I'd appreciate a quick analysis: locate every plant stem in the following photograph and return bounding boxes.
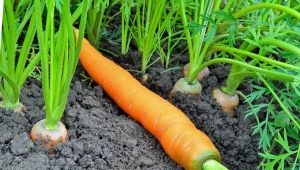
[260,38,300,57]
[196,58,295,82]
[178,0,193,62]
[202,159,228,170]
[258,75,300,130]
[234,3,300,20]
[4,0,17,78]
[221,65,245,96]
[224,0,234,12]
[34,0,89,130]
[121,0,132,54]
[275,4,300,23]
[210,45,300,71]
[0,69,20,106]
[0,0,3,46]
[44,118,58,130]
[0,1,38,109]
[181,0,216,84]
[220,41,263,95]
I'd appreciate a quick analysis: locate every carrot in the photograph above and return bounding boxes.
[30,119,68,149]
[212,88,239,116]
[75,30,224,170]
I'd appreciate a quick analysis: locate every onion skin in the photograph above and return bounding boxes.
[212,88,239,116]
[183,64,210,81]
[30,119,68,149]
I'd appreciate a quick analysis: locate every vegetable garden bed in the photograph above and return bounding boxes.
[0,61,258,170]
[1,0,299,169]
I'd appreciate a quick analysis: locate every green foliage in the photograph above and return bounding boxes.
[220,4,300,167]
[120,0,133,54]
[178,0,222,84]
[245,77,300,170]
[212,2,300,96]
[86,0,118,48]
[33,0,89,130]
[0,0,39,109]
[125,0,173,74]
[157,0,183,69]
[205,2,300,168]
[1,1,300,169]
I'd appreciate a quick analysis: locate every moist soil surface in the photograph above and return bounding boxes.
[0,47,259,169]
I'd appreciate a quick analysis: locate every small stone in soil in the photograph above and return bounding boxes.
[196,102,212,114]
[10,132,33,155]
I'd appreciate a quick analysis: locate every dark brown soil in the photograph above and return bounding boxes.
[0,56,259,170]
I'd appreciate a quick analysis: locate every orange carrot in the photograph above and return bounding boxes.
[75,30,221,170]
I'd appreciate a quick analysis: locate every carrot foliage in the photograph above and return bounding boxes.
[128,0,175,74]
[77,0,118,49]
[177,0,222,84]
[212,2,300,95]
[171,1,300,95]
[0,0,39,109]
[33,0,89,130]
[226,1,300,169]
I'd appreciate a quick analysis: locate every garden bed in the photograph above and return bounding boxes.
[0,55,259,169]
[1,1,300,169]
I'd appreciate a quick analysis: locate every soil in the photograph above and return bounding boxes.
[0,55,259,170]
[1,10,259,168]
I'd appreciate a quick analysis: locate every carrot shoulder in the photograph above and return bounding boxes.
[77,32,221,170]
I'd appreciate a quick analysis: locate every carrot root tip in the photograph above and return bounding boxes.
[183,64,210,81]
[170,78,202,97]
[212,88,239,116]
[30,119,68,149]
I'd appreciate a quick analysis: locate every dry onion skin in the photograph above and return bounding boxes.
[30,119,68,149]
[212,88,239,116]
[183,64,210,81]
